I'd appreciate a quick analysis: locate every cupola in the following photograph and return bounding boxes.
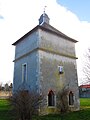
[39,11,50,25]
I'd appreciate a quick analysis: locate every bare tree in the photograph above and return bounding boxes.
[83,48,90,84]
[0,83,2,91]
[57,87,69,113]
[9,90,43,120]
[4,83,9,91]
[9,83,13,88]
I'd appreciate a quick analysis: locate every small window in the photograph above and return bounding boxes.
[69,91,74,105]
[48,90,55,106]
[58,66,64,74]
[22,63,27,82]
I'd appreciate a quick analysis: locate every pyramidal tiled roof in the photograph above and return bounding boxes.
[41,22,77,42]
[41,22,68,36]
[12,22,78,45]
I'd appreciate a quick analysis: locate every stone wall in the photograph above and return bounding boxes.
[38,29,79,112]
[39,29,76,58]
[15,30,39,60]
[38,50,79,111]
[13,50,39,91]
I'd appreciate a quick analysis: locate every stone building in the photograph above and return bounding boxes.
[12,12,80,114]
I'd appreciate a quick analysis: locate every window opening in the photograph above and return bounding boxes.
[69,91,74,105]
[48,90,55,106]
[22,63,27,82]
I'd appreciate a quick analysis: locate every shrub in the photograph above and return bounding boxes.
[57,88,69,113]
[9,90,43,120]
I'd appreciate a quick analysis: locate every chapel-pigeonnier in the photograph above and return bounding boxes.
[12,11,80,114]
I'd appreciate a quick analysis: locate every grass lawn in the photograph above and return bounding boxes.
[0,99,13,120]
[0,98,90,120]
[80,98,90,108]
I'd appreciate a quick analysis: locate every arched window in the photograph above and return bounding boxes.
[48,90,55,106]
[69,91,74,105]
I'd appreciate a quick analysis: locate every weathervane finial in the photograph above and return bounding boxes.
[44,6,47,14]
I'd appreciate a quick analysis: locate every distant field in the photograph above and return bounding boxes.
[0,98,90,120]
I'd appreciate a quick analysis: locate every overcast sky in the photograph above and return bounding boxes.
[0,0,90,85]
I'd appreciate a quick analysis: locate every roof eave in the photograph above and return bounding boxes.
[12,25,40,46]
[40,26,78,43]
[12,24,78,46]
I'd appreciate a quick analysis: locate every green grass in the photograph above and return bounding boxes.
[0,98,90,120]
[34,109,90,120]
[0,99,14,120]
[80,98,90,108]
[34,98,90,120]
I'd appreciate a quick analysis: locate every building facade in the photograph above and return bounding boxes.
[79,84,90,98]
[13,12,80,114]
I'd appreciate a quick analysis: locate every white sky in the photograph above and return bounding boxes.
[0,0,90,85]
